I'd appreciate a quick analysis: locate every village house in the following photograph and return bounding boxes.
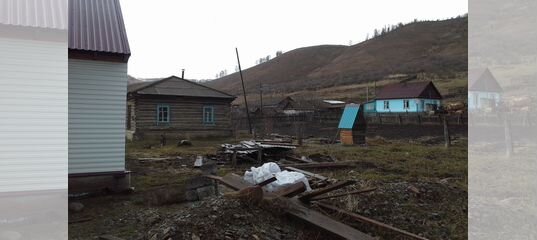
[68,0,131,193]
[468,68,503,111]
[127,76,236,139]
[364,81,443,113]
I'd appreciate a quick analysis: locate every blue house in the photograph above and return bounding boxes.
[468,68,502,111]
[370,81,443,113]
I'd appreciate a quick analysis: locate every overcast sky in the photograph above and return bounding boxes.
[119,0,467,80]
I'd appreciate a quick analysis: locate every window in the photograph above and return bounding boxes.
[383,101,390,110]
[203,106,214,124]
[403,100,410,109]
[156,104,170,123]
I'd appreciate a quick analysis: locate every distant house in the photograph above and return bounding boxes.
[127,76,236,138]
[369,81,443,113]
[68,0,131,193]
[251,96,314,116]
[468,68,502,111]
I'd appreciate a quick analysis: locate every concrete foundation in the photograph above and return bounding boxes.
[68,171,131,194]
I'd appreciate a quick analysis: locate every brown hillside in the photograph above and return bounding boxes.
[206,17,467,97]
[208,45,348,94]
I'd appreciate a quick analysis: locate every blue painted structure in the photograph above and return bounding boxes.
[468,68,502,111]
[368,81,443,114]
[374,98,442,113]
[338,104,360,129]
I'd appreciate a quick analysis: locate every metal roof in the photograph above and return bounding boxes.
[0,0,67,30]
[128,76,236,99]
[375,81,442,100]
[468,68,503,92]
[338,104,360,129]
[68,0,130,55]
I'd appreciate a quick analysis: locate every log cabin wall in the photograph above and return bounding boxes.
[130,94,233,138]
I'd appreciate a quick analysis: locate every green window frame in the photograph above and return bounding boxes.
[156,104,170,124]
[203,106,215,124]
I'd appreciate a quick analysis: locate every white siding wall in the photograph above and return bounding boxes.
[69,59,127,174]
[0,37,67,192]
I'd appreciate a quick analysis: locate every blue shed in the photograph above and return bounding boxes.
[338,104,366,145]
[468,68,502,111]
[373,81,442,113]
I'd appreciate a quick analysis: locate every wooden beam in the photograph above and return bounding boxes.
[287,199,374,240]
[272,182,306,198]
[299,180,356,202]
[316,203,429,240]
[284,166,328,181]
[309,187,377,201]
[280,162,354,169]
[256,176,277,187]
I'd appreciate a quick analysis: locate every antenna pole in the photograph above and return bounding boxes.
[235,48,253,134]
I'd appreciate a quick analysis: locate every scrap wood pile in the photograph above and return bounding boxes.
[219,140,297,166]
[205,162,429,240]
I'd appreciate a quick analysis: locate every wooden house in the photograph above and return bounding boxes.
[468,68,502,111]
[68,0,132,193]
[338,104,366,145]
[127,76,236,139]
[372,81,443,113]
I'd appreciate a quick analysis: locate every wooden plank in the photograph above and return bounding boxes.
[272,182,306,198]
[299,180,356,202]
[284,166,328,181]
[317,203,429,240]
[287,199,374,240]
[280,162,354,169]
[309,187,377,201]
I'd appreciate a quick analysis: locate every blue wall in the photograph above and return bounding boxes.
[374,98,441,113]
[468,91,500,110]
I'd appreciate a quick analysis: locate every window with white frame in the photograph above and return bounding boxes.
[156,104,170,123]
[403,99,410,109]
[203,106,214,124]
[383,101,389,110]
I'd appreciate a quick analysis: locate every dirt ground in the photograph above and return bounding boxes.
[68,135,467,240]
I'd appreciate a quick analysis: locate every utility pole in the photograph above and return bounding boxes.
[366,83,369,102]
[235,48,252,134]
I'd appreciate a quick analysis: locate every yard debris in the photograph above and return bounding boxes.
[243,162,311,192]
[209,173,374,240]
[194,156,204,167]
[280,161,355,169]
[177,139,192,146]
[316,203,430,240]
[221,140,296,165]
[309,187,377,201]
[298,180,356,202]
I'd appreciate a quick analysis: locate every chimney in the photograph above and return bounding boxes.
[181,69,185,79]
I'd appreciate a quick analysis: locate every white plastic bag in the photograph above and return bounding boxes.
[243,162,311,192]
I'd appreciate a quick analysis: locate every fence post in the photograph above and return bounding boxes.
[504,115,513,158]
[443,115,451,148]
